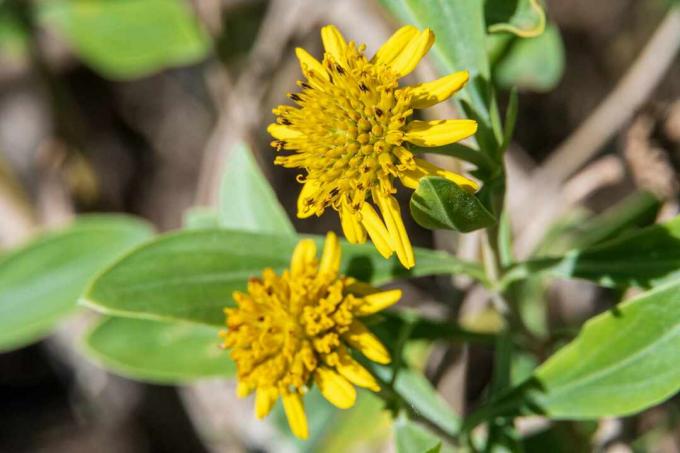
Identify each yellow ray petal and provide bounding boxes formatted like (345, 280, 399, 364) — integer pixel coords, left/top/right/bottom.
(335, 347, 381, 391)
(295, 47, 329, 81)
(267, 123, 302, 140)
(297, 180, 321, 218)
(389, 28, 434, 78)
(414, 158, 479, 192)
(355, 289, 402, 316)
(340, 201, 367, 244)
(314, 367, 356, 409)
(282, 392, 308, 440)
(255, 387, 278, 419)
(236, 381, 253, 397)
(404, 119, 478, 147)
(372, 25, 419, 66)
(343, 320, 391, 364)
(290, 238, 317, 275)
(373, 192, 414, 269)
(321, 25, 347, 62)
(345, 280, 379, 296)
(398, 166, 425, 190)
(319, 231, 342, 276)
(359, 203, 393, 259)
(406, 70, 469, 109)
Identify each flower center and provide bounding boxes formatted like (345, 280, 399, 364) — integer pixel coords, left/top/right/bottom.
(225, 267, 360, 393)
(273, 43, 418, 215)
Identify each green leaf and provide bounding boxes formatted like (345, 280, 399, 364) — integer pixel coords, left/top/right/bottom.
(486, 0, 546, 37)
(0, 4, 28, 57)
(506, 215, 680, 289)
(0, 215, 153, 352)
(410, 176, 496, 233)
(494, 24, 565, 92)
(82, 229, 485, 326)
(529, 279, 680, 417)
(395, 415, 443, 453)
(84, 316, 234, 383)
(218, 142, 295, 236)
(183, 207, 220, 229)
(38, 0, 210, 79)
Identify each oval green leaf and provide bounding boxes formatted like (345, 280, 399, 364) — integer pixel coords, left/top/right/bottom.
(81, 229, 485, 327)
(85, 316, 234, 384)
(410, 176, 495, 233)
(218, 142, 295, 236)
(0, 215, 154, 351)
(38, 0, 210, 79)
(530, 279, 680, 417)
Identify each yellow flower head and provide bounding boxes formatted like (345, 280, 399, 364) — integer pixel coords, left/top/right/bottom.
(268, 25, 479, 269)
(222, 232, 401, 439)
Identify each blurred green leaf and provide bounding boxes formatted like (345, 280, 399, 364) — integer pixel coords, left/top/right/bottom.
(530, 279, 680, 417)
(218, 142, 295, 236)
(395, 415, 443, 453)
(506, 215, 680, 289)
(486, 0, 546, 37)
(85, 316, 233, 383)
(410, 176, 495, 233)
(183, 207, 220, 229)
(82, 229, 485, 326)
(494, 23, 565, 92)
(39, 0, 210, 79)
(0, 215, 153, 352)
(0, 4, 27, 57)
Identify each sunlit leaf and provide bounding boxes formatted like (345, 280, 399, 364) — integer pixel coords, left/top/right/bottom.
(85, 316, 233, 383)
(394, 415, 443, 453)
(39, 0, 210, 79)
(410, 176, 495, 233)
(218, 142, 295, 236)
(0, 215, 153, 351)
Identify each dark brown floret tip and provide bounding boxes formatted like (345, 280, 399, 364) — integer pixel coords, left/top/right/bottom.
(375, 108, 384, 117)
(289, 93, 302, 102)
(359, 83, 369, 92)
(336, 64, 345, 74)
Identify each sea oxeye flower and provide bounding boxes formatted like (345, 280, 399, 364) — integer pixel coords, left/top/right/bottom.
(268, 25, 479, 269)
(221, 232, 401, 439)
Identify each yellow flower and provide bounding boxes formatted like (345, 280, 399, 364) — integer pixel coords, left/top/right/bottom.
(221, 232, 401, 439)
(268, 25, 479, 269)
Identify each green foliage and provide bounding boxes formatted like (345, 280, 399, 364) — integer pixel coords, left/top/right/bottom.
(39, 0, 210, 79)
(410, 176, 496, 232)
(0, 215, 153, 351)
(494, 23, 565, 92)
(219, 142, 295, 236)
(513, 215, 680, 288)
(530, 279, 680, 417)
(0, 4, 27, 57)
(85, 317, 234, 383)
(394, 415, 443, 453)
(82, 229, 486, 327)
(485, 0, 546, 37)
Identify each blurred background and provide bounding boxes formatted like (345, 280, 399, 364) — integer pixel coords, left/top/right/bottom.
(0, 0, 678, 451)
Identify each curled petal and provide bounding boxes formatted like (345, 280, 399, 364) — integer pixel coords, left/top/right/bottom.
(297, 180, 321, 218)
(314, 367, 356, 409)
(335, 347, 381, 391)
(319, 231, 342, 276)
(414, 158, 479, 192)
(343, 320, 391, 365)
(282, 392, 308, 440)
(355, 289, 402, 316)
(359, 203, 393, 259)
(290, 238, 317, 275)
(406, 70, 469, 109)
(340, 201, 368, 244)
(295, 47, 329, 81)
(321, 25, 347, 62)
(373, 191, 414, 269)
(372, 25, 419, 66)
(389, 28, 435, 78)
(255, 387, 278, 419)
(268, 124, 303, 140)
(404, 119, 478, 147)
